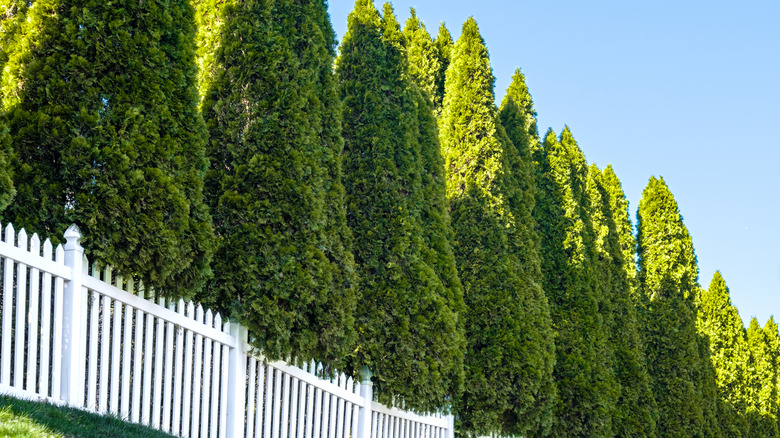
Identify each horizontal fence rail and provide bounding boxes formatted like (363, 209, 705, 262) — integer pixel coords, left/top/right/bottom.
(0, 223, 454, 438)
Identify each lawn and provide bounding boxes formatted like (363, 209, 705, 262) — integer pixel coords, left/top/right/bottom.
(0, 394, 176, 438)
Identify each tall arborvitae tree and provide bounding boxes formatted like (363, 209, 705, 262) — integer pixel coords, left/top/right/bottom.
(0, 0, 22, 211)
(439, 18, 556, 436)
(1, 0, 213, 298)
(534, 127, 617, 438)
(601, 166, 639, 295)
(497, 69, 557, 436)
(637, 176, 706, 436)
(587, 164, 658, 437)
(336, 0, 463, 412)
(196, 0, 357, 365)
(402, 9, 440, 104)
(698, 272, 751, 435)
(746, 317, 780, 436)
(432, 22, 453, 113)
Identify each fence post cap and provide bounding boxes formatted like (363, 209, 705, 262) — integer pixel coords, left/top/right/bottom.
(64, 224, 83, 251)
(359, 365, 373, 383)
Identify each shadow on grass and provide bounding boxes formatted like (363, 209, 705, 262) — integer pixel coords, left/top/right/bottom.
(0, 394, 176, 438)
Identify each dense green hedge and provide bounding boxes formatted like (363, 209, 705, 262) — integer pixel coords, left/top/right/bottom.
(439, 17, 555, 437)
(497, 69, 556, 437)
(1, 0, 214, 299)
(587, 165, 658, 437)
(336, 0, 463, 412)
(535, 128, 617, 438)
(195, 0, 357, 366)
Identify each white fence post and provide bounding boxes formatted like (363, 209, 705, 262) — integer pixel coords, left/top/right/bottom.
(357, 366, 374, 438)
(227, 322, 248, 438)
(60, 224, 86, 407)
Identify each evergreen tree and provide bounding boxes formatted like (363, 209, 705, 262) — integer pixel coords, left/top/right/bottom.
(587, 164, 657, 438)
(432, 22, 453, 113)
(534, 127, 617, 438)
(439, 17, 556, 435)
(698, 272, 751, 433)
(601, 165, 639, 296)
(497, 69, 557, 435)
(1, 0, 213, 298)
(0, 0, 22, 211)
(637, 176, 706, 437)
(336, 0, 463, 412)
(402, 9, 440, 105)
(746, 317, 780, 436)
(195, 0, 358, 365)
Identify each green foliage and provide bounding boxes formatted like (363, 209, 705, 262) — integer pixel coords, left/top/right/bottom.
(637, 176, 707, 437)
(432, 22, 453, 114)
(698, 272, 751, 415)
(587, 164, 658, 438)
(601, 166, 639, 296)
(402, 9, 440, 106)
(1, 0, 214, 299)
(336, 0, 463, 412)
(196, 0, 358, 366)
(746, 317, 780, 434)
(0, 1, 22, 212)
(440, 17, 555, 436)
(534, 128, 617, 438)
(497, 69, 556, 436)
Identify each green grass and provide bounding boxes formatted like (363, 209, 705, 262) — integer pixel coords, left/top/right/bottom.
(0, 394, 176, 438)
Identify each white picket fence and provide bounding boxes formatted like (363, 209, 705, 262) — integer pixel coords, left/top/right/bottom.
(0, 222, 454, 438)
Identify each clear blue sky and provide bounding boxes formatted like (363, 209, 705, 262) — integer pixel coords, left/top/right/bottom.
(326, 0, 780, 328)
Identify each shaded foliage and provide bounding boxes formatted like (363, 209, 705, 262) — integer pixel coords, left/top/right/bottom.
(1, 0, 214, 299)
(336, 0, 463, 412)
(440, 17, 555, 437)
(195, 0, 358, 365)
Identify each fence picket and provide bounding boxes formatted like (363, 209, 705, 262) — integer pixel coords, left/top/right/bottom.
(218, 322, 229, 438)
(172, 300, 186, 435)
(26, 233, 40, 393)
(131, 279, 143, 423)
(153, 298, 165, 429)
(142, 284, 154, 425)
(200, 310, 214, 438)
(110, 277, 122, 414)
(313, 387, 323, 438)
(1, 223, 14, 386)
(39, 239, 53, 397)
(209, 313, 222, 438)
(87, 289, 99, 410)
(100, 284, 111, 413)
(181, 302, 196, 437)
(246, 358, 257, 438)
(51, 244, 64, 399)
(191, 305, 205, 437)
(289, 377, 299, 438)
(163, 303, 175, 433)
(120, 277, 132, 419)
(13, 229, 27, 389)
(281, 372, 291, 438)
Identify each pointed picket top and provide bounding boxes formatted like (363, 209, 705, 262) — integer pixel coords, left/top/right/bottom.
(4, 223, 14, 244)
(115, 275, 124, 292)
(187, 301, 195, 319)
(55, 243, 64, 263)
(213, 312, 222, 330)
(17, 228, 27, 250)
(30, 232, 40, 255)
(178, 299, 186, 315)
(125, 277, 135, 297)
(104, 265, 112, 286)
(310, 359, 316, 375)
(30, 232, 40, 254)
(43, 238, 53, 260)
(195, 304, 205, 323)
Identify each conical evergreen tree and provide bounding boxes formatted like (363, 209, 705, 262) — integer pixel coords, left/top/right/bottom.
(534, 127, 617, 438)
(1, 0, 213, 298)
(746, 317, 780, 436)
(637, 176, 706, 437)
(587, 164, 657, 438)
(601, 165, 639, 296)
(432, 22, 453, 113)
(195, 0, 358, 365)
(440, 18, 556, 436)
(0, 0, 23, 211)
(402, 9, 440, 105)
(698, 272, 751, 434)
(336, 0, 463, 411)
(497, 69, 557, 435)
